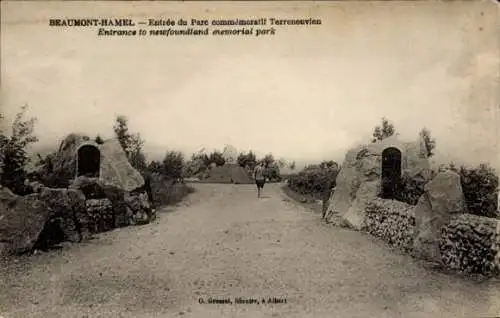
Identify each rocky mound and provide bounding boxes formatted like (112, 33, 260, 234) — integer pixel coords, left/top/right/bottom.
(1, 134, 152, 255)
(0, 186, 50, 255)
(199, 164, 253, 184)
(32, 134, 144, 191)
(324, 135, 432, 228)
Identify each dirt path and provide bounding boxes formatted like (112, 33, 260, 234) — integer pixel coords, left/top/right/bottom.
(1, 183, 499, 318)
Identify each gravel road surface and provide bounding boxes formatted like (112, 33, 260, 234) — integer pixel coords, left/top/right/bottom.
(1, 183, 499, 318)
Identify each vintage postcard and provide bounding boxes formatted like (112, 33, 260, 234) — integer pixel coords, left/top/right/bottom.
(1, 1, 499, 317)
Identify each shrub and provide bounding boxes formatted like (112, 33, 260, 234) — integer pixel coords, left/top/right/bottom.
(147, 160, 163, 174)
(27, 151, 60, 188)
(319, 160, 338, 170)
(395, 162, 498, 217)
(208, 151, 225, 166)
(419, 128, 436, 158)
(237, 151, 257, 170)
(192, 151, 211, 167)
(277, 158, 287, 169)
(287, 164, 338, 200)
(148, 172, 194, 208)
(95, 135, 104, 144)
(183, 158, 208, 178)
(162, 150, 184, 179)
(458, 164, 498, 218)
(0, 105, 39, 195)
(371, 117, 395, 143)
(395, 172, 426, 206)
(394, 163, 499, 217)
(129, 149, 147, 173)
(263, 164, 281, 182)
(303, 164, 320, 171)
(262, 153, 275, 168)
(113, 115, 147, 172)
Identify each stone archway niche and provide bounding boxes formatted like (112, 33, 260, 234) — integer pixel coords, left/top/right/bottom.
(381, 147, 402, 199)
(77, 144, 101, 178)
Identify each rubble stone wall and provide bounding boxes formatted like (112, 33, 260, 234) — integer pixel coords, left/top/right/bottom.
(364, 198, 416, 253)
(85, 198, 114, 233)
(364, 197, 500, 276)
(440, 214, 500, 276)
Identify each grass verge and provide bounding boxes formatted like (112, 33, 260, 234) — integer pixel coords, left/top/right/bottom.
(281, 184, 323, 214)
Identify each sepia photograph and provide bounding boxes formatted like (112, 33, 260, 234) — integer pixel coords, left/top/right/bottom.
(1, 1, 499, 317)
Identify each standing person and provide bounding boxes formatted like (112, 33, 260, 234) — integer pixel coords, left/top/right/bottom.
(254, 162, 266, 198)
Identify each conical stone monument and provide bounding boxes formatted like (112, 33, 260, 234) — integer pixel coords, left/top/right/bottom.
(222, 145, 238, 164)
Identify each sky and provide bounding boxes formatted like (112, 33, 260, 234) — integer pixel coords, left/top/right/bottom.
(1, 1, 499, 169)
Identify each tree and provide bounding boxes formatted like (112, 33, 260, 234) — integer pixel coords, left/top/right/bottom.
(148, 160, 162, 174)
(113, 115, 146, 171)
(263, 162, 281, 181)
(129, 148, 147, 172)
(320, 160, 338, 170)
(0, 105, 39, 194)
(289, 161, 296, 170)
(262, 153, 275, 168)
(208, 150, 225, 166)
(277, 158, 287, 169)
(237, 152, 246, 167)
(304, 164, 320, 171)
(237, 151, 257, 169)
(95, 135, 104, 144)
(372, 117, 395, 143)
(246, 151, 257, 169)
(459, 163, 498, 218)
(192, 150, 210, 168)
(162, 150, 184, 179)
(184, 152, 208, 178)
(113, 115, 130, 155)
(419, 128, 436, 158)
(113, 115, 144, 157)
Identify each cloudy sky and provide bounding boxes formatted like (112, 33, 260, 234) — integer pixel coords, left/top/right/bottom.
(1, 1, 498, 168)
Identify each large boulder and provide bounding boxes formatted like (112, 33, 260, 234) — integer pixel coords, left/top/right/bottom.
(324, 136, 432, 227)
(0, 188, 50, 254)
(323, 147, 362, 224)
(341, 180, 380, 229)
(425, 170, 465, 215)
(412, 195, 437, 260)
(99, 138, 144, 192)
(38, 187, 88, 243)
(413, 170, 466, 262)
